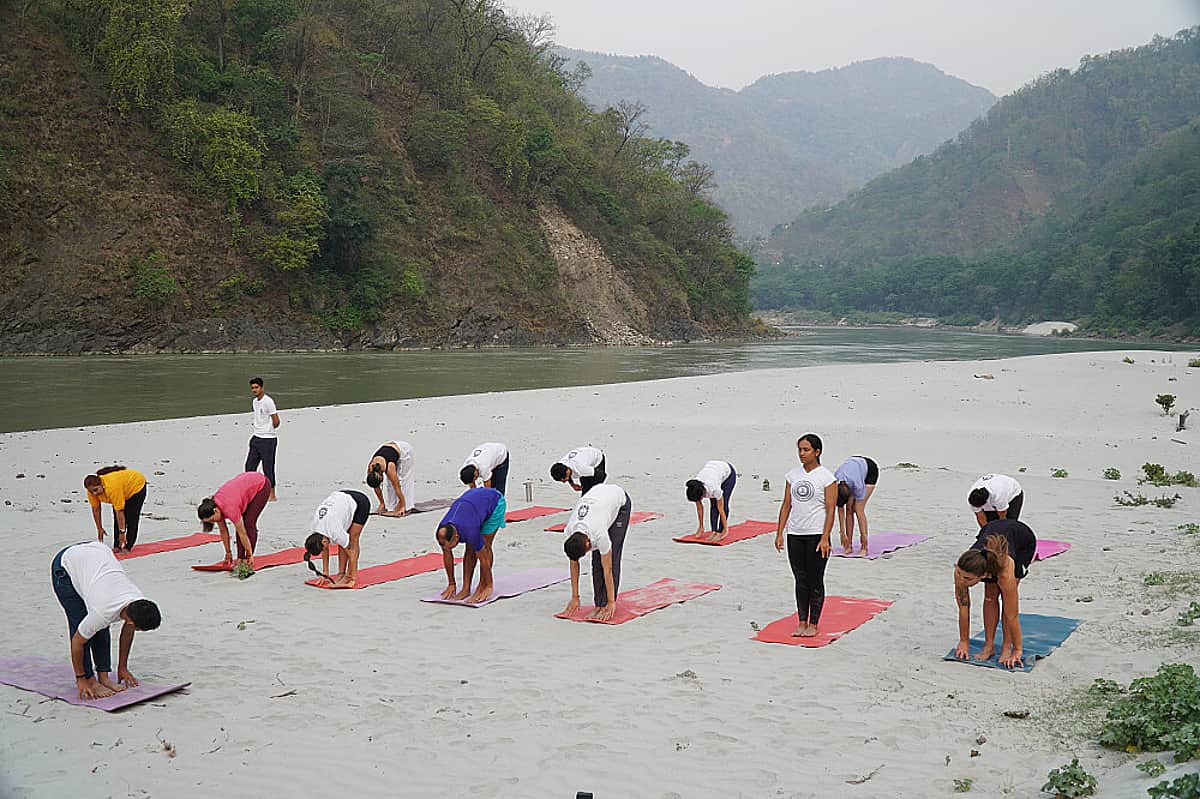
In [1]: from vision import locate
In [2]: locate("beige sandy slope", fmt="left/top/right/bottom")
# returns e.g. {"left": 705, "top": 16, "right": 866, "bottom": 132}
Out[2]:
{"left": 0, "top": 350, "right": 1197, "bottom": 798}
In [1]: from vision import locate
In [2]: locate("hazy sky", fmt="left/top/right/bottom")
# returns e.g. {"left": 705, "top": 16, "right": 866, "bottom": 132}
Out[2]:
{"left": 503, "top": 0, "right": 1199, "bottom": 95}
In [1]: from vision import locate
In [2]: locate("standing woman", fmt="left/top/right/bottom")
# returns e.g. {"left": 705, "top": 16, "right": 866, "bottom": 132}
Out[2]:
{"left": 196, "top": 472, "right": 271, "bottom": 570}
{"left": 833, "top": 455, "right": 878, "bottom": 556}
{"left": 84, "top": 466, "right": 148, "bottom": 553}
{"left": 365, "top": 440, "right": 415, "bottom": 516}
{"left": 774, "top": 434, "right": 837, "bottom": 638}
{"left": 685, "top": 460, "right": 736, "bottom": 542}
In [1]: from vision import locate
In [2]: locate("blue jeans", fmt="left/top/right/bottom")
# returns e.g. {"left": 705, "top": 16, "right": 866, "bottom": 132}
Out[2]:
{"left": 51, "top": 546, "right": 111, "bottom": 678}
{"left": 710, "top": 464, "right": 736, "bottom": 532}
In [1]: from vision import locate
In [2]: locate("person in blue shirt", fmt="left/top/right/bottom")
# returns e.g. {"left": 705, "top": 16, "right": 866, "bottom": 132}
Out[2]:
{"left": 834, "top": 455, "right": 878, "bottom": 556}
{"left": 435, "top": 487, "right": 506, "bottom": 603}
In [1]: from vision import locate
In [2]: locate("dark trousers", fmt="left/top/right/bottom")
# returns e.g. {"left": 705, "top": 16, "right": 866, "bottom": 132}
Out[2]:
{"left": 239, "top": 484, "right": 272, "bottom": 559}
{"left": 51, "top": 547, "right": 110, "bottom": 678}
{"left": 710, "top": 464, "right": 736, "bottom": 532}
{"left": 984, "top": 492, "right": 1023, "bottom": 522}
{"left": 787, "top": 534, "right": 829, "bottom": 624}
{"left": 592, "top": 494, "right": 632, "bottom": 607}
{"left": 245, "top": 436, "right": 278, "bottom": 487}
{"left": 579, "top": 457, "right": 607, "bottom": 495}
{"left": 489, "top": 455, "right": 510, "bottom": 496}
{"left": 113, "top": 485, "right": 147, "bottom": 551}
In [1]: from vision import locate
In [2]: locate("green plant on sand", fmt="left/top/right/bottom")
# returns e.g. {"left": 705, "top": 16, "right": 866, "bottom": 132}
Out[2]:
{"left": 1042, "top": 758, "right": 1097, "bottom": 797}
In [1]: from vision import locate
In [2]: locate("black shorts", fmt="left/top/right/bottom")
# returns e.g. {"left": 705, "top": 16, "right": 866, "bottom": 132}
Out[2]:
{"left": 341, "top": 490, "right": 371, "bottom": 525}
{"left": 859, "top": 457, "right": 879, "bottom": 486}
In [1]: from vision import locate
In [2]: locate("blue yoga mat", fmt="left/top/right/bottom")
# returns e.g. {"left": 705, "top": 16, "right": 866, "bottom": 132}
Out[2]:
{"left": 943, "top": 613, "right": 1081, "bottom": 672}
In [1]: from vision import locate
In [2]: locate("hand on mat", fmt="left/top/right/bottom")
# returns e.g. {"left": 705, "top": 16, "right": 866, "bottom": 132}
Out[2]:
{"left": 77, "top": 677, "right": 114, "bottom": 701}
{"left": 223, "top": 552, "right": 234, "bottom": 566}
{"left": 816, "top": 537, "right": 831, "bottom": 557}
{"left": 562, "top": 596, "right": 581, "bottom": 617}
{"left": 953, "top": 641, "right": 970, "bottom": 660}
{"left": 440, "top": 583, "right": 458, "bottom": 600}
{"left": 998, "top": 649, "right": 1023, "bottom": 669}
{"left": 96, "top": 529, "right": 106, "bottom": 543}
{"left": 116, "top": 667, "right": 139, "bottom": 689}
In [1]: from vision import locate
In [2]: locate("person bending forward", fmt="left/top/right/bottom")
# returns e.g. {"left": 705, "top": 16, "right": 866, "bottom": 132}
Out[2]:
{"left": 305, "top": 490, "right": 371, "bottom": 588}
{"left": 366, "top": 440, "right": 415, "bottom": 516}
{"left": 834, "top": 455, "right": 878, "bottom": 556}
{"left": 953, "top": 518, "right": 1037, "bottom": 669}
{"left": 436, "top": 487, "right": 507, "bottom": 603}
{"left": 561, "top": 483, "right": 632, "bottom": 621}
{"left": 685, "top": 460, "right": 735, "bottom": 542}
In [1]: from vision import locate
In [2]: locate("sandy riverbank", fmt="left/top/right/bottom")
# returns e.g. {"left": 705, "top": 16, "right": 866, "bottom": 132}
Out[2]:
{"left": 1, "top": 350, "right": 1197, "bottom": 798}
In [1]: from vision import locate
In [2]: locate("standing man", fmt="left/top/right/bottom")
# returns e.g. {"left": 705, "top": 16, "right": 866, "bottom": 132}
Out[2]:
{"left": 246, "top": 376, "right": 280, "bottom": 501}
{"left": 550, "top": 446, "right": 607, "bottom": 494}
{"left": 459, "top": 442, "right": 510, "bottom": 495}
{"left": 51, "top": 540, "right": 161, "bottom": 700}
{"left": 560, "top": 483, "right": 632, "bottom": 621}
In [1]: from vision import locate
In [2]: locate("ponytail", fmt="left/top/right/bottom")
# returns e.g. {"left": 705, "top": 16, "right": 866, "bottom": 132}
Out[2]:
{"left": 957, "top": 534, "right": 1010, "bottom": 578}
{"left": 95, "top": 465, "right": 127, "bottom": 476}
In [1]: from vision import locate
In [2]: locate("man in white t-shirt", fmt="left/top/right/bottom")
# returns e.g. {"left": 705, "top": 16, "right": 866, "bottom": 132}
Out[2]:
{"left": 685, "top": 460, "right": 736, "bottom": 541}
{"left": 968, "top": 474, "right": 1024, "bottom": 528}
{"left": 51, "top": 541, "right": 161, "bottom": 700}
{"left": 460, "top": 442, "right": 510, "bottom": 495}
{"left": 560, "top": 483, "right": 632, "bottom": 621}
{"left": 304, "top": 490, "right": 371, "bottom": 588}
{"left": 549, "top": 446, "right": 607, "bottom": 494}
{"left": 246, "top": 377, "right": 281, "bottom": 501}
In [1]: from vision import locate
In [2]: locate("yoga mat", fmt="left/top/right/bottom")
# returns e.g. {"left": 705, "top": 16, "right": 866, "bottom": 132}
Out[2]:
{"left": 752, "top": 597, "right": 894, "bottom": 648}
{"left": 305, "top": 552, "right": 453, "bottom": 590}
{"left": 372, "top": 498, "right": 454, "bottom": 516}
{"left": 0, "top": 655, "right": 189, "bottom": 711}
{"left": 829, "top": 532, "right": 931, "bottom": 560}
{"left": 115, "top": 533, "right": 221, "bottom": 560}
{"left": 545, "top": 511, "right": 663, "bottom": 533}
{"left": 505, "top": 505, "right": 568, "bottom": 523}
{"left": 192, "top": 545, "right": 340, "bottom": 572}
{"left": 673, "top": 519, "right": 776, "bottom": 546}
{"left": 942, "top": 613, "right": 1082, "bottom": 672}
{"left": 556, "top": 578, "right": 720, "bottom": 624}
{"left": 1034, "top": 540, "right": 1071, "bottom": 561}
{"left": 420, "top": 567, "right": 569, "bottom": 607}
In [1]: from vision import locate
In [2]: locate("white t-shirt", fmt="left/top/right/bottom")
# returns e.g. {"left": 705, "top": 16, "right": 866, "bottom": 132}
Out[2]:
{"left": 564, "top": 483, "right": 628, "bottom": 555}
{"left": 61, "top": 541, "right": 146, "bottom": 641}
{"left": 695, "top": 460, "right": 732, "bottom": 499}
{"left": 560, "top": 447, "right": 604, "bottom": 478}
{"left": 311, "top": 491, "right": 356, "bottom": 547}
{"left": 463, "top": 442, "right": 508, "bottom": 481}
{"left": 252, "top": 394, "right": 279, "bottom": 438}
{"left": 969, "top": 474, "right": 1022, "bottom": 511}
{"left": 783, "top": 465, "right": 836, "bottom": 535}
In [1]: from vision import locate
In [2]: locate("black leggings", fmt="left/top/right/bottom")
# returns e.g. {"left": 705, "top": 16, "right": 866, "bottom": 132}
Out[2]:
{"left": 787, "top": 534, "right": 829, "bottom": 624}
{"left": 983, "top": 492, "right": 1023, "bottom": 522}
{"left": 113, "top": 485, "right": 147, "bottom": 551}
{"left": 579, "top": 457, "right": 607, "bottom": 495}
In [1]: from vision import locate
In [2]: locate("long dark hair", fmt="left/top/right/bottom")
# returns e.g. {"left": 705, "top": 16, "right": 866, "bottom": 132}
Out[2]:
{"left": 957, "top": 534, "right": 1010, "bottom": 578}
{"left": 798, "top": 433, "right": 823, "bottom": 463}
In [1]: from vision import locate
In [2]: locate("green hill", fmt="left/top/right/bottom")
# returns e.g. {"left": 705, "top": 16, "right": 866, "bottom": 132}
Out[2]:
{"left": 557, "top": 48, "right": 996, "bottom": 238}
{"left": 757, "top": 28, "right": 1200, "bottom": 336}
{"left": 0, "top": 0, "right": 756, "bottom": 353}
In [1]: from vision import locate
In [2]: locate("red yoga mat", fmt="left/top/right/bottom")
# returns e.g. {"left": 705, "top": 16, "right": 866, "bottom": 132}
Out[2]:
{"left": 545, "top": 511, "right": 663, "bottom": 533}
{"left": 752, "top": 596, "right": 894, "bottom": 648}
{"left": 505, "top": 505, "right": 568, "bottom": 523}
{"left": 673, "top": 520, "right": 776, "bottom": 546}
{"left": 556, "top": 577, "right": 721, "bottom": 624}
{"left": 192, "top": 545, "right": 340, "bottom": 572}
{"left": 304, "top": 552, "right": 456, "bottom": 590}
{"left": 115, "top": 533, "right": 222, "bottom": 560}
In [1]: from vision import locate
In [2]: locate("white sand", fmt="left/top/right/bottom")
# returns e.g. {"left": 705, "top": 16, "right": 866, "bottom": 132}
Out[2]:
{"left": 1, "top": 350, "right": 1198, "bottom": 798}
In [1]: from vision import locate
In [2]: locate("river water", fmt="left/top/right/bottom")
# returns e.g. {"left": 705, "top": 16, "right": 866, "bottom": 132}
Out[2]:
{"left": 0, "top": 328, "right": 1186, "bottom": 433}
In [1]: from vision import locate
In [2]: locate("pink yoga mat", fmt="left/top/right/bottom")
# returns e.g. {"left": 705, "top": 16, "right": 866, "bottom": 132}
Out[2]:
{"left": 545, "top": 511, "right": 663, "bottom": 533}
{"left": 505, "top": 505, "right": 568, "bottom": 523}
{"left": 752, "top": 597, "right": 893, "bottom": 648}
{"left": 673, "top": 520, "right": 776, "bottom": 546}
{"left": 0, "top": 655, "right": 189, "bottom": 711}
{"left": 829, "top": 532, "right": 931, "bottom": 560}
{"left": 305, "top": 552, "right": 454, "bottom": 589}
{"left": 1034, "top": 540, "right": 1071, "bottom": 560}
{"left": 192, "top": 545, "right": 340, "bottom": 572}
{"left": 115, "top": 533, "right": 221, "bottom": 560}
{"left": 556, "top": 578, "right": 721, "bottom": 624}
{"left": 420, "top": 567, "right": 569, "bottom": 607}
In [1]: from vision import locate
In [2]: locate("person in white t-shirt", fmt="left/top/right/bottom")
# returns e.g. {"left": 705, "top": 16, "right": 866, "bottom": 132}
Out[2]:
{"left": 304, "top": 490, "right": 371, "bottom": 588}
{"left": 774, "top": 433, "right": 838, "bottom": 638}
{"left": 460, "top": 442, "right": 510, "bottom": 495}
{"left": 685, "top": 460, "right": 736, "bottom": 541}
{"left": 365, "top": 440, "right": 415, "bottom": 516}
{"left": 967, "top": 473, "right": 1024, "bottom": 528}
{"left": 246, "top": 377, "right": 281, "bottom": 501}
{"left": 561, "top": 483, "right": 632, "bottom": 621}
{"left": 51, "top": 541, "right": 161, "bottom": 700}
{"left": 549, "top": 446, "right": 607, "bottom": 494}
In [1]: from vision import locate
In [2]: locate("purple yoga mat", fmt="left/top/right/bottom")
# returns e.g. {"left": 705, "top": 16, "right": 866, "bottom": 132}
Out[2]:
{"left": 0, "top": 655, "right": 189, "bottom": 711}
{"left": 829, "top": 532, "right": 931, "bottom": 560}
{"left": 1034, "top": 539, "right": 1071, "bottom": 560}
{"left": 420, "top": 567, "right": 569, "bottom": 607}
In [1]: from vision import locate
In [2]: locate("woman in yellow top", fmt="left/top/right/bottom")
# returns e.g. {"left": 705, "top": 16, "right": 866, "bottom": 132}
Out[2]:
{"left": 84, "top": 466, "right": 148, "bottom": 553}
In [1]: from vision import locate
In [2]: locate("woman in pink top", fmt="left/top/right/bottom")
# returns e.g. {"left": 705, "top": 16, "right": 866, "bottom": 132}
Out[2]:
{"left": 196, "top": 472, "right": 271, "bottom": 569}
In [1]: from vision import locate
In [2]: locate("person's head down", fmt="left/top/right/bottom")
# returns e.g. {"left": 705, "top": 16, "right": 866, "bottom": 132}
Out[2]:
{"left": 956, "top": 534, "right": 1010, "bottom": 584}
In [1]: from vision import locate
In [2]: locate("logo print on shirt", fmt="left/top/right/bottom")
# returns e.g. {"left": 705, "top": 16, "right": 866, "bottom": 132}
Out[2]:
{"left": 578, "top": 505, "right": 589, "bottom": 518}
{"left": 794, "top": 481, "right": 816, "bottom": 501}
{"left": 318, "top": 507, "right": 328, "bottom": 519}
{"left": 473, "top": 449, "right": 482, "bottom": 457}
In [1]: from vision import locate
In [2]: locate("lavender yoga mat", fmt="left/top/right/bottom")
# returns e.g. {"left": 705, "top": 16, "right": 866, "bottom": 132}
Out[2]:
{"left": 829, "top": 532, "right": 930, "bottom": 560}
{"left": 420, "top": 567, "right": 569, "bottom": 607}
{"left": 0, "top": 655, "right": 189, "bottom": 711}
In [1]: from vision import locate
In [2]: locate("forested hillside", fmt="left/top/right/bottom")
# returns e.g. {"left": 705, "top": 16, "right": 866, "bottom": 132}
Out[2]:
{"left": 557, "top": 49, "right": 995, "bottom": 238}
{"left": 0, "top": 0, "right": 755, "bottom": 353}
{"left": 757, "top": 28, "right": 1200, "bottom": 337}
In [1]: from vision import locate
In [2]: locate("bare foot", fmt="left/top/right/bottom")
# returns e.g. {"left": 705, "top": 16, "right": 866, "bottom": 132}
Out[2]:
{"left": 453, "top": 586, "right": 473, "bottom": 601}
{"left": 790, "top": 623, "right": 808, "bottom": 637}
{"left": 327, "top": 579, "right": 355, "bottom": 589}
{"left": 467, "top": 587, "right": 493, "bottom": 604}
{"left": 439, "top": 584, "right": 458, "bottom": 600}
{"left": 800, "top": 624, "right": 819, "bottom": 638}
{"left": 97, "top": 675, "right": 127, "bottom": 694}
{"left": 857, "top": 545, "right": 869, "bottom": 557}
{"left": 974, "top": 644, "right": 996, "bottom": 661}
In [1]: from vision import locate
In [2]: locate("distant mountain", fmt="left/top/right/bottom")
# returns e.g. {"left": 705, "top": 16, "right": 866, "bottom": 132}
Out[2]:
{"left": 557, "top": 48, "right": 996, "bottom": 237}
